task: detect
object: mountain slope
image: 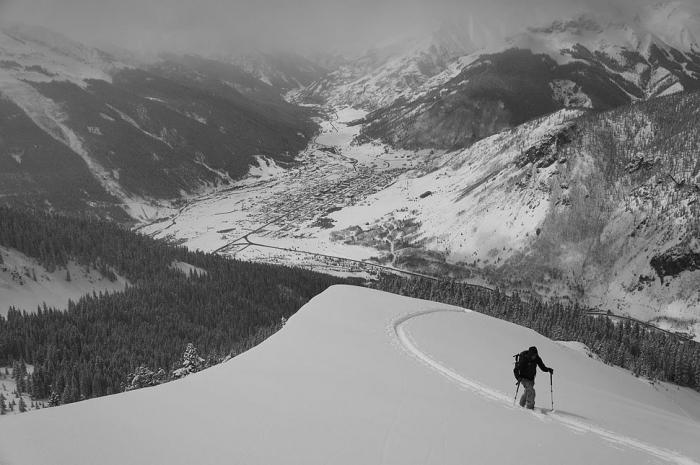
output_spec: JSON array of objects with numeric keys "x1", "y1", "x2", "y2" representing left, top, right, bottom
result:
[
  {"x1": 299, "y1": 23, "x2": 480, "y2": 110},
  {"x1": 356, "y1": 3, "x2": 700, "y2": 150},
  {"x1": 0, "y1": 206, "x2": 351, "y2": 404},
  {"x1": 327, "y1": 91, "x2": 700, "y2": 332},
  {"x1": 0, "y1": 246, "x2": 128, "y2": 317},
  {"x1": 0, "y1": 25, "x2": 316, "y2": 219},
  {"x1": 1, "y1": 286, "x2": 698, "y2": 465},
  {"x1": 227, "y1": 51, "x2": 328, "y2": 94}
]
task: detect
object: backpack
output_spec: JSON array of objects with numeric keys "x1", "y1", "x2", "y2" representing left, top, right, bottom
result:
[{"x1": 513, "y1": 351, "x2": 527, "y2": 380}]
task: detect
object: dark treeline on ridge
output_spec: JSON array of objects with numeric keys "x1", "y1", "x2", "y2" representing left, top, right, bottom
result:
[
  {"x1": 0, "y1": 207, "x2": 353, "y2": 405},
  {"x1": 374, "y1": 275, "x2": 700, "y2": 393}
]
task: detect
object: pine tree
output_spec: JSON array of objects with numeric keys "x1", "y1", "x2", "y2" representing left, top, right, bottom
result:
[
  {"x1": 0, "y1": 393, "x2": 6, "y2": 415},
  {"x1": 18, "y1": 396, "x2": 26, "y2": 413},
  {"x1": 48, "y1": 391, "x2": 60, "y2": 407},
  {"x1": 124, "y1": 366, "x2": 165, "y2": 391},
  {"x1": 172, "y1": 343, "x2": 204, "y2": 379}
]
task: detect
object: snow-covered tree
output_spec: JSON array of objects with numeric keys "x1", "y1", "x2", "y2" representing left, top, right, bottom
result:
[
  {"x1": 172, "y1": 343, "x2": 205, "y2": 379},
  {"x1": 124, "y1": 366, "x2": 166, "y2": 391},
  {"x1": 47, "y1": 390, "x2": 60, "y2": 407}
]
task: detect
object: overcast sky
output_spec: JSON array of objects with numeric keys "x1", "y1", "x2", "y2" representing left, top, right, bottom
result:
[{"x1": 0, "y1": 0, "x2": 659, "y2": 55}]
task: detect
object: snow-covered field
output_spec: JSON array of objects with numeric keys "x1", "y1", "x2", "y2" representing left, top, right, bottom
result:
[
  {"x1": 0, "y1": 365, "x2": 45, "y2": 416},
  {"x1": 0, "y1": 247, "x2": 128, "y2": 316},
  {"x1": 1, "y1": 286, "x2": 698, "y2": 464}
]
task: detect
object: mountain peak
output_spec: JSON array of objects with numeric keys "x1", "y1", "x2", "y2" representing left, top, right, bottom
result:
[{"x1": 639, "y1": 0, "x2": 700, "y2": 52}]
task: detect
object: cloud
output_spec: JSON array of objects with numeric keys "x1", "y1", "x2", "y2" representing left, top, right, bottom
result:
[{"x1": 0, "y1": 0, "x2": 663, "y2": 54}]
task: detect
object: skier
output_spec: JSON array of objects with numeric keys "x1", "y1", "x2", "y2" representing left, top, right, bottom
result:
[{"x1": 514, "y1": 346, "x2": 553, "y2": 410}]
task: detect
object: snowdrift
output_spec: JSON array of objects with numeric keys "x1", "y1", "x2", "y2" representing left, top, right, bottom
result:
[{"x1": 0, "y1": 285, "x2": 698, "y2": 465}]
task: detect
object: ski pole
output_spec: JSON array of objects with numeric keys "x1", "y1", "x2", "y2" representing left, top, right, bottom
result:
[
  {"x1": 550, "y1": 372, "x2": 554, "y2": 411},
  {"x1": 513, "y1": 380, "x2": 521, "y2": 406}
]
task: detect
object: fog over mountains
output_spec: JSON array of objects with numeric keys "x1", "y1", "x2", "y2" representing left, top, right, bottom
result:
[{"x1": 0, "y1": 0, "x2": 674, "y2": 54}]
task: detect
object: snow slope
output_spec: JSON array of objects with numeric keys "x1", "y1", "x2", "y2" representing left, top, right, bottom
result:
[
  {"x1": 0, "y1": 246, "x2": 128, "y2": 316},
  {"x1": 1, "y1": 286, "x2": 698, "y2": 464},
  {"x1": 0, "y1": 365, "x2": 46, "y2": 416}
]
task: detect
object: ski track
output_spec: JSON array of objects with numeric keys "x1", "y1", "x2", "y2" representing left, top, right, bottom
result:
[{"x1": 391, "y1": 309, "x2": 699, "y2": 465}]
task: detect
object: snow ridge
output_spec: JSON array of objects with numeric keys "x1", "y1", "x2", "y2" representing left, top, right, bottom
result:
[{"x1": 394, "y1": 310, "x2": 699, "y2": 465}]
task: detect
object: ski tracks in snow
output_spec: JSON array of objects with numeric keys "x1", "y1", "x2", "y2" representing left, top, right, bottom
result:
[{"x1": 391, "y1": 309, "x2": 699, "y2": 465}]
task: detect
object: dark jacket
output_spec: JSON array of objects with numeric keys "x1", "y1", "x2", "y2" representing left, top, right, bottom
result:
[{"x1": 515, "y1": 351, "x2": 550, "y2": 381}]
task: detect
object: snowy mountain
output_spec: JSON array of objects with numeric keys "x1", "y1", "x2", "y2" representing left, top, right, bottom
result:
[
  {"x1": 299, "y1": 23, "x2": 483, "y2": 110},
  {"x1": 355, "y1": 2, "x2": 700, "y2": 150},
  {"x1": 1, "y1": 2, "x2": 699, "y2": 448},
  {"x1": 0, "y1": 25, "x2": 315, "y2": 220},
  {"x1": 639, "y1": 1, "x2": 700, "y2": 53},
  {"x1": 328, "y1": 91, "x2": 700, "y2": 333},
  {"x1": 226, "y1": 51, "x2": 328, "y2": 94},
  {"x1": 142, "y1": 73, "x2": 700, "y2": 336},
  {"x1": 1, "y1": 286, "x2": 698, "y2": 465}
]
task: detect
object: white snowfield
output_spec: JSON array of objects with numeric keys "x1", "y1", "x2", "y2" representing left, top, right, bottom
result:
[
  {"x1": 1, "y1": 286, "x2": 699, "y2": 465},
  {"x1": 0, "y1": 246, "x2": 129, "y2": 316}
]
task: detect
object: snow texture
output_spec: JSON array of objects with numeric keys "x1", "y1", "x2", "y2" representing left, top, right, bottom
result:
[
  {"x1": 0, "y1": 247, "x2": 128, "y2": 316},
  {"x1": 0, "y1": 286, "x2": 698, "y2": 465}
]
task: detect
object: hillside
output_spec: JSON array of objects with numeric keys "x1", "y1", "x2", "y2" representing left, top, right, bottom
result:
[
  {"x1": 332, "y1": 92, "x2": 700, "y2": 333},
  {"x1": 0, "y1": 25, "x2": 316, "y2": 220},
  {"x1": 298, "y1": 23, "x2": 480, "y2": 110},
  {"x1": 355, "y1": 3, "x2": 700, "y2": 150},
  {"x1": 142, "y1": 91, "x2": 700, "y2": 338},
  {"x1": 0, "y1": 246, "x2": 128, "y2": 317},
  {"x1": 0, "y1": 286, "x2": 698, "y2": 465},
  {"x1": 0, "y1": 207, "x2": 351, "y2": 405},
  {"x1": 227, "y1": 51, "x2": 328, "y2": 94}
]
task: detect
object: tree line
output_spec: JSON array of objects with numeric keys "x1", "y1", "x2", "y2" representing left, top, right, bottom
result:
[{"x1": 0, "y1": 207, "x2": 353, "y2": 406}]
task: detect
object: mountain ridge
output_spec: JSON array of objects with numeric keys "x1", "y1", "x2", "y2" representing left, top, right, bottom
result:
[{"x1": 0, "y1": 24, "x2": 317, "y2": 220}]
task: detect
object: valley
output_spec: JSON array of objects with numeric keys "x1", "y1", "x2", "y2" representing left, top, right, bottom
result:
[
  {"x1": 142, "y1": 98, "x2": 700, "y2": 340},
  {"x1": 0, "y1": 2, "x2": 700, "y2": 461},
  {"x1": 134, "y1": 3, "x2": 700, "y2": 341},
  {"x1": 140, "y1": 107, "x2": 432, "y2": 277}
]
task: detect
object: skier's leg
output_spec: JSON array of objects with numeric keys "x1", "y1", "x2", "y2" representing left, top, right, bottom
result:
[
  {"x1": 520, "y1": 379, "x2": 534, "y2": 408},
  {"x1": 526, "y1": 380, "x2": 536, "y2": 409},
  {"x1": 519, "y1": 379, "x2": 528, "y2": 407}
]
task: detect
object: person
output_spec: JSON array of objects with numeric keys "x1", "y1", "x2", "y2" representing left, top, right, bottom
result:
[{"x1": 514, "y1": 346, "x2": 553, "y2": 410}]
